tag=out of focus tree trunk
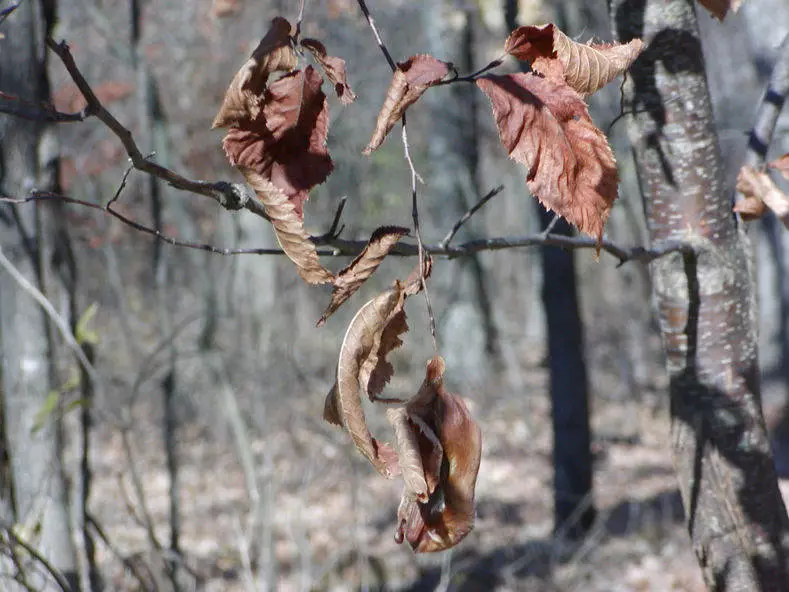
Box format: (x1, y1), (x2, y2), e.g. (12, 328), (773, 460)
(0, 0), (79, 588)
(611, 0), (789, 586)
(504, 0), (595, 539)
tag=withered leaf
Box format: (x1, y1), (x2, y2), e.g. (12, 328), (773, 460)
(736, 165), (789, 227)
(212, 17), (297, 128)
(394, 356), (483, 553)
(222, 67), (333, 217)
(243, 169), (333, 284)
(364, 55), (452, 154)
(387, 407), (431, 502)
(697, 0), (744, 21)
(317, 226), (409, 327)
(301, 38), (357, 105)
(769, 153), (789, 180)
(323, 263), (430, 478)
(505, 24), (644, 97)
(476, 73), (617, 242)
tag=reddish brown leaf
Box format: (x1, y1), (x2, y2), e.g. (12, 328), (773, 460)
(317, 226), (409, 327)
(733, 197), (767, 221)
(505, 24), (644, 97)
(222, 67), (333, 217)
(387, 407), (431, 502)
(364, 55), (452, 154)
(736, 165), (789, 227)
(301, 38), (357, 105)
(697, 0), (744, 21)
(769, 153), (789, 180)
(476, 73), (617, 242)
(212, 17), (297, 128)
(394, 357), (483, 553)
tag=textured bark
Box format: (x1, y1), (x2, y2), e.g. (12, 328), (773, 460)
(0, 0), (79, 587)
(611, 0), (789, 588)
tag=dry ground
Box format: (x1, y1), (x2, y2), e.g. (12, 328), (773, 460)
(84, 350), (766, 592)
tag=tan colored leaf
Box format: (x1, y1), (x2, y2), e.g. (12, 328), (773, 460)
(317, 226), (409, 327)
(243, 169), (333, 284)
(212, 17), (297, 128)
(387, 407), (430, 502)
(697, 0), (744, 21)
(736, 165), (789, 227)
(323, 264), (430, 478)
(211, 0), (242, 18)
(301, 38), (357, 105)
(769, 153), (789, 180)
(733, 197), (767, 221)
(476, 73), (617, 242)
(505, 24), (644, 97)
(364, 55), (452, 154)
(394, 357), (483, 553)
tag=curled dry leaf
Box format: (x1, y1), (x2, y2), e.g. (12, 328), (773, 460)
(394, 356), (483, 553)
(769, 153), (789, 180)
(736, 165), (789, 227)
(476, 73), (617, 242)
(697, 0), (744, 21)
(505, 24), (644, 97)
(212, 17), (297, 128)
(387, 407), (430, 502)
(317, 226), (409, 327)
(364, 55), (452, 154)
(301, 38), (357, 105)
(323, 263), (429, 478)
(243, 169), (333, 283)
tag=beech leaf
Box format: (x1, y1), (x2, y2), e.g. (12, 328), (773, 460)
(697, 0), (744, 21)
(364, 55), (452, 154)
(317, 226), (409, 327)
(242, 170), (333, 284)
(301, 38), (357, 105)
(387, 407), (431, 502)
(505, 24), (644, 97)
(476, 73), (617, 242)
(736, 165), (789, 227)
(212, 17), (297, 128)
(323, 265), (429, 478)
(394, 356), (483, 553)
(769, 153), (789, 180)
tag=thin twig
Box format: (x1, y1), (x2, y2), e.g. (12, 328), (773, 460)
(0, 247), (101, 388)
(1, 523), (73, 592)
(0, 1), (21, 27)
(540, 213), (561, 238)
(440, 185), (504, 248)
(44, 38), (264, 217)
(295, 0), (306, 40)
(355, 0), (396, 70)
(86, 513), (150, 590)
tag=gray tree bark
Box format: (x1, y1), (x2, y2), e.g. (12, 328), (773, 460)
(0, 0), (78, 588)
(611, 0), (789, 587)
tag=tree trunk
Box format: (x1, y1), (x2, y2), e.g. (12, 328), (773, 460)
(504, 0), (595, 539)
(611, 0), (789, 587)
(0, 0), (78, 588)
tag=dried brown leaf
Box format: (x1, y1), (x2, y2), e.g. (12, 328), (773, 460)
(736, 165), (789, 227)
(505, 24), (644, 97)
(387, 407), (430, 502)
(243, 169), (333, 284)
(212, 17), (297, 128)
(769, 153), (789, 180)
(394, 357), (483, 553)
(323, 264), (430, 478)
(364, 55), (451, 154)
(301, 38), (357, 105)
(697, 0), (744, 21)
(317, 226), (409, 327)
(476, 73), (617, 242)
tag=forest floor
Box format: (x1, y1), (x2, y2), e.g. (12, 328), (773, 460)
(88, 356), (778, 592)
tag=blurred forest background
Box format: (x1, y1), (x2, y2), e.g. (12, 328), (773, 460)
(2, 0), (789, 590)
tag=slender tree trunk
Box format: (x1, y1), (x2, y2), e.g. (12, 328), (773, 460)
(0, 0), (78, 588)
(611, 0), (789, 587)
(504, 0), (595, 539)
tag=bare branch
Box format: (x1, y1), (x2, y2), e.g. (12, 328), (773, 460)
(440, 185), (504, 248)
(0, 90), (85, 122)
(1, 523), (74, 592)
(44, 38), (266, 217)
